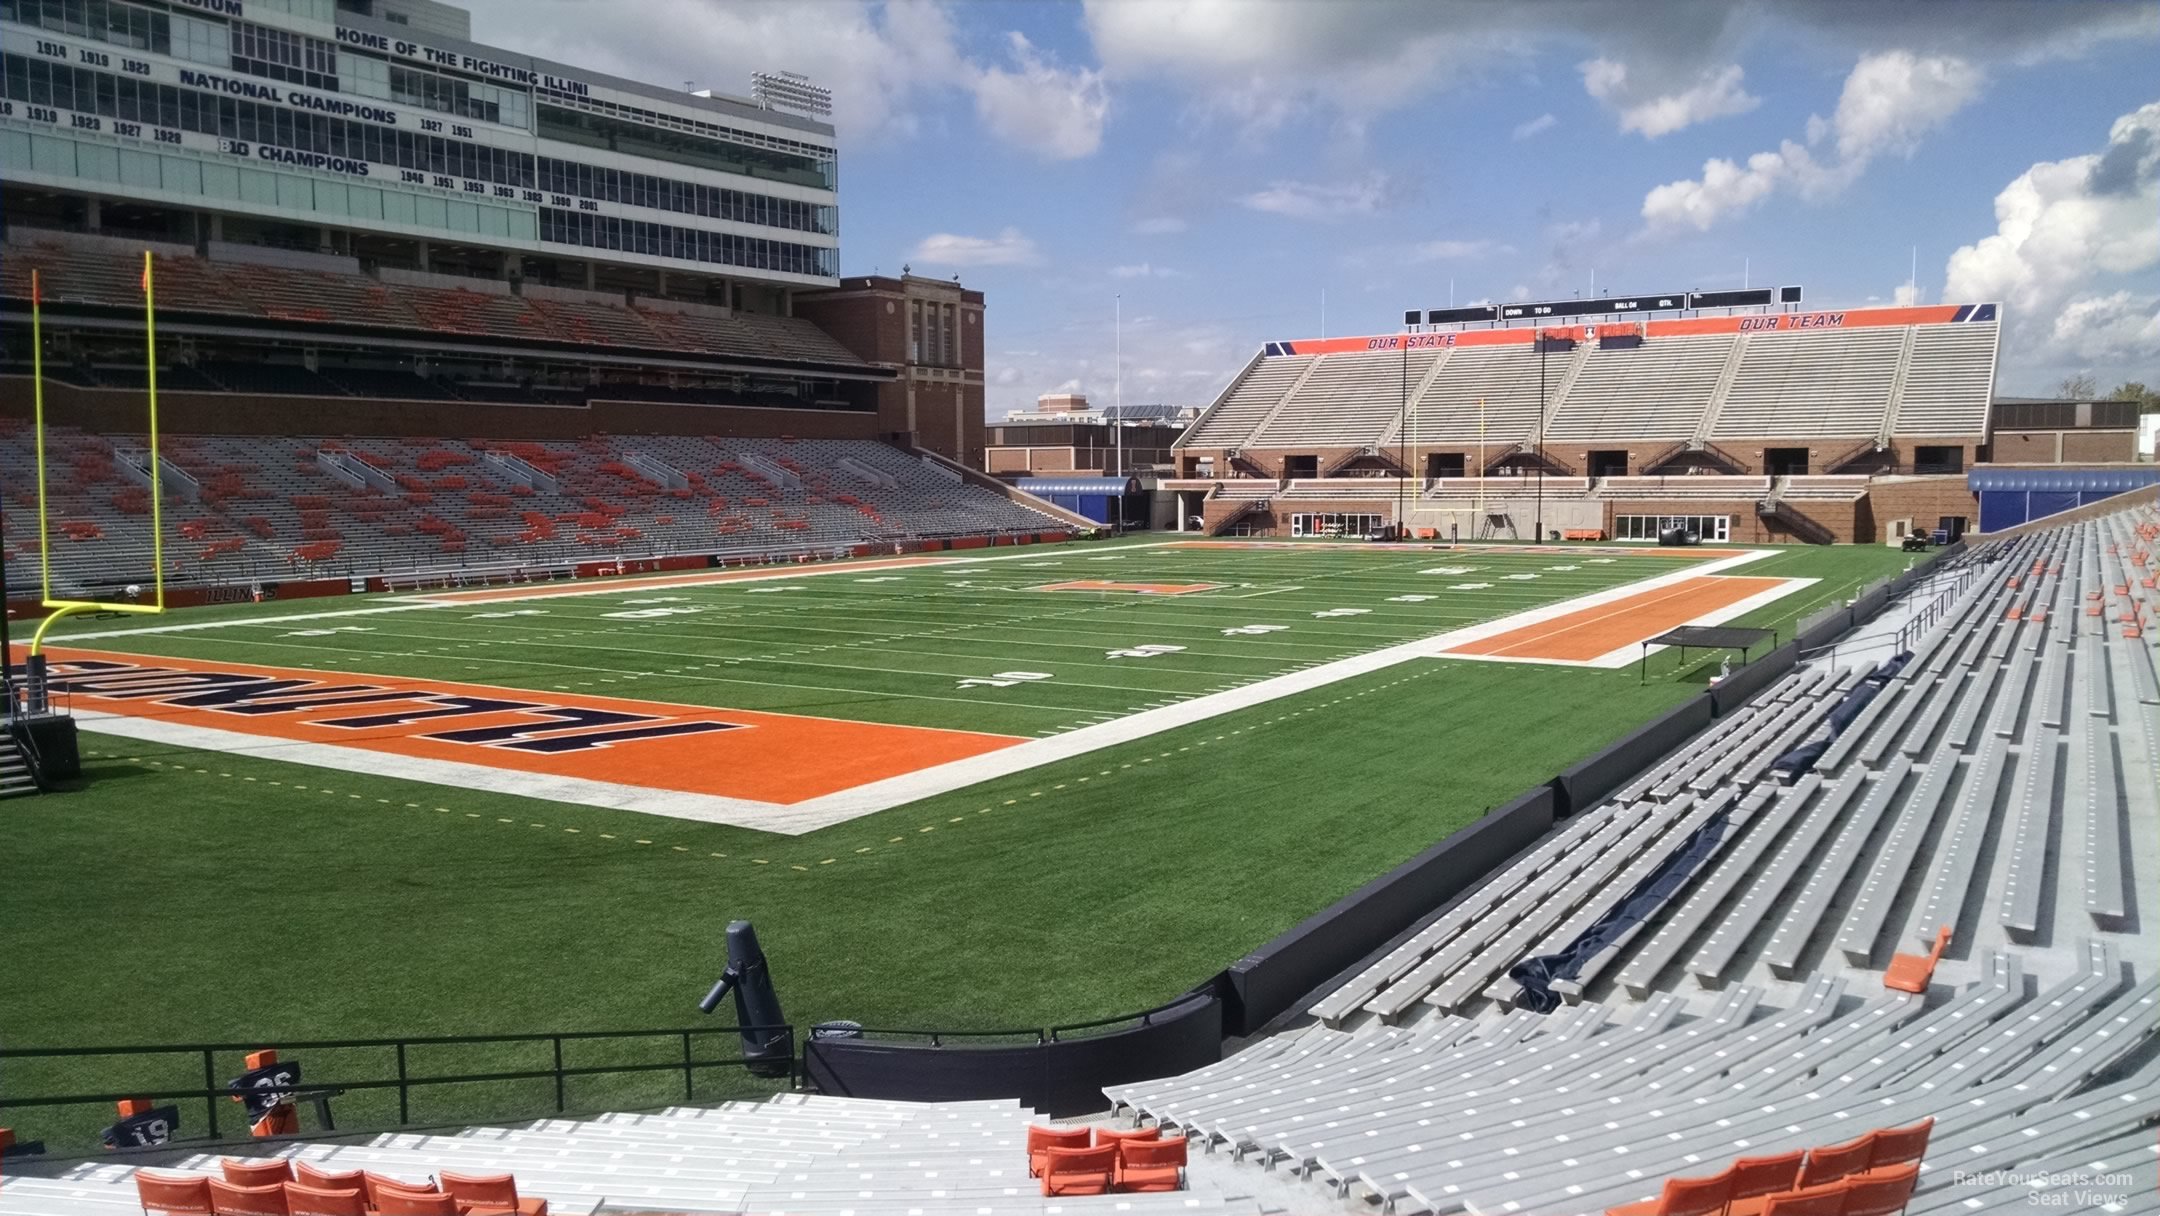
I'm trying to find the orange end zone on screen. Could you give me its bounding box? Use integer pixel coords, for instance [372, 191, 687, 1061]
[40, 646, 1020, 805]
[1035, 580, 1224, 595]
[1441, 575, 1789, 662]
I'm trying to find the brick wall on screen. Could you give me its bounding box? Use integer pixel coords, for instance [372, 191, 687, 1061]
[1865, 477, 1978, 542]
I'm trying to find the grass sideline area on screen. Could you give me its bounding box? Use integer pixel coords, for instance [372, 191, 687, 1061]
[0, 539, 1915, 1149]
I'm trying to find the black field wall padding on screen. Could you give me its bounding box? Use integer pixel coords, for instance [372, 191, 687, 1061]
[1555, 695, 1714, 817]
[1797, 612, 1852, 653]
[1709, 642, 1798, 715]
[1218, 785, 1556, 1037]
[801, 992, 1222, 1117]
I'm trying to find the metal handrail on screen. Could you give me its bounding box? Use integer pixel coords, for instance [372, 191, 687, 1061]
[0, 1024, 795, 1147]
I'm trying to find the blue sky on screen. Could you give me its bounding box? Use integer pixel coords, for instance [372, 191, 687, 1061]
[468, 1, 2160, 413]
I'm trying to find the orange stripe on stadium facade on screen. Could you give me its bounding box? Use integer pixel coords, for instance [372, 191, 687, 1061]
[40, 647, 1020, 805]
[1439, 575, 1788, 662]
[1272, 304, 1969, 356]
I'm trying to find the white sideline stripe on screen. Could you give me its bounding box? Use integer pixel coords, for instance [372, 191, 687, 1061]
[404, 543, 1189, 605]
[72, 709, 796, 831]
[47, 603, 444, 641]
[42, 544, 1189, 642]
[67, 547, 1788, 835]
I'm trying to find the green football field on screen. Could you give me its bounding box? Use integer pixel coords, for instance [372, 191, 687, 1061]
[43, 538, 1759, 736]
[0, 537, 1915, 1148]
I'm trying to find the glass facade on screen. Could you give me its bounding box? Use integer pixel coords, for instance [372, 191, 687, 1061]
[539, 208, 833, 278]
[0, 0, 839, 281]
[1612, 514, 1732, 541]
[1290, 513, 1386, 538]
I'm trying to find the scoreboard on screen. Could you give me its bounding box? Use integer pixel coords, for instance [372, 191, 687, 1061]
[1412, 286, 1803, 328]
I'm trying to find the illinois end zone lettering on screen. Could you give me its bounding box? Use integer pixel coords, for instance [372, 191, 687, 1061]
[42, 648, 1022, 809]
[45, 658, 741, 747]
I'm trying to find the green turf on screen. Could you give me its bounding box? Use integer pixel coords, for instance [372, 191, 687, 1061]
[0, 537, 1915, 1149]
[43, 538, 1719, 735]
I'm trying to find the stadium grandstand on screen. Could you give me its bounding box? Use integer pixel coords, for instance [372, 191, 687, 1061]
[0, 0, 1068, 602]
[1164, 299, 2051, 546]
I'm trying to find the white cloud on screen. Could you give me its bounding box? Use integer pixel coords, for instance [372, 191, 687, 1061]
[1827, 50, 1984, 161]
[971, 32, 1109, 160]
[1239, 172, 1399, 221]
[1945, 102, 2160, 313]
[909, 227, 1042, 267]
[1110, 262, 1183, 279]
[1412, 239, 1514, 261]
[1512, 113, 1558, 141]
[993, 366, 1023, 385]
[1580, 59, 1759, 138]
[2048, 292, 2160, 363]
[1943, 101, 2160, 379]
[1639, 51, 1978, 232]
[1132, 216, 1188, 235]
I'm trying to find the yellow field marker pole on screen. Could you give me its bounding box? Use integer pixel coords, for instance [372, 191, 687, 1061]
[29, 252, 168, 670]
[31, 268, 51, 604]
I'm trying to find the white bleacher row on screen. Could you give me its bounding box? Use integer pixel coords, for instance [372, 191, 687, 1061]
[1894, 324, 2000, 437]
[1252, 350, 1440, 449]
[0, 1095, 1258, 1216]
[1711, 327, 1906, 440]
[0, 430, 1066, 598]
[1182, 356, 1313, 450]
[1545, 334, 1735, 443]
[1399, 345, 1562, 446]
[1177, 321, 1998, 453]
[1109, 496, 2158, 1216]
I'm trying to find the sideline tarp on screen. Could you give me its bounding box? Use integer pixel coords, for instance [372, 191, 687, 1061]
[1508, 805, 1735, 1014]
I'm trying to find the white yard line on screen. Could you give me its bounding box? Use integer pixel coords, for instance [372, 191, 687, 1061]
[406, 544, 1188, 605]
[46, 602, 444, 642]
[63, 546, 1792, 835]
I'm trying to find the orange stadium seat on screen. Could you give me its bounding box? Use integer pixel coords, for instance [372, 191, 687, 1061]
[207, 1180, 289, 1216]
[221, 1161, 294, 1189]
[1092, 1125, 1159, 1151]
[1795, 1134, 1875, 1190]
[1114, 1136, 1187, 1193]
[369, 1186, 457, 1216]
[438, 1172, 547, 1216]
[1837, 1164, 1920, 1216]
[1755, 1183, 1845, 1216]
[1884, 926, 1950, 993]
[136, 1174, 216, 1216]
[1726, 1151, 1807, 1212]
[1039, 1144, 1117, 1197]
[291, 1165, 364, 1195]
[1026, 1124, 1091, 1176]
[1606, 1166, 1732, 1216]
[1858, 1119, 1934, 1175]
[280, 1184, 367, 1216]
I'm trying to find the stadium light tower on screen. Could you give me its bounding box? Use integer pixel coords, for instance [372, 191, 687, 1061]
[1536, 327, 1546, 543]
[749, 71, 832, 118]
[1397, 339, 1408, 539]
